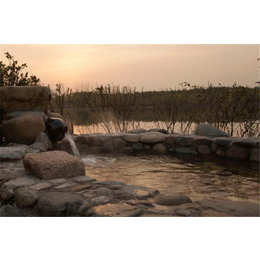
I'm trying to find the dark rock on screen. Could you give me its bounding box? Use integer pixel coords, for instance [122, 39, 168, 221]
[231, 138, 259, 148]
[175, 146, 198, 155]
[29, 142, 47, 152]
[215, 148, 226, 156]
[14, 187, 38, 208]
[197, 145, 211, 155]
[250, 148, 259, 162]
[122, 147, 134, 154]
[101, 141, 114, 153]
[148, 128, 168, 134]
[36, 192, 88, 216]
[226, 146, 249, 160]
[0, 204, 21, 217]
[215, 137, 233, 147]
[112, 138, 127, 150]
[176, 208, 192, 217]
[34, 132, 52, 150]
[152, 143, 167, 153]
[174, 136, 195, 146]
[133, 142, 144, 151]
[194, 124, 230, 137]
[199, 200, 259, 217]
[154, 193, 192, 206]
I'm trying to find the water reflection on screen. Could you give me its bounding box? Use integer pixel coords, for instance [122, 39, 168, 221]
[83, 154, 259, 203]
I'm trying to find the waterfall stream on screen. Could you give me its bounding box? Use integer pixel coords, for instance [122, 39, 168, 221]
[65, 133, 80, 157]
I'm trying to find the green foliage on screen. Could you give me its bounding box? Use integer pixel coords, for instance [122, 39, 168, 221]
[0, 52, 40, 86]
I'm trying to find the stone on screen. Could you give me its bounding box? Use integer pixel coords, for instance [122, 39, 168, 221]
[140, 132, 165, 143]
[152, 143, 167, 153]
[133, 142, 144, 151]
[49, 178, 67, 185]
[91, 203, 144, 217]
[0, 86, 51, 113]
[174, 136, 195, 146]
[72, 175, 96, 183]
[112, 138, 127, 150]
[197, 145, 211, 155]
[199, 200, 259, 217]
[29, 142, 47, 152]
[30, 182, 53, 191]
[91, 196, 111, 205]
[23, 151, 85, 179]
[14, 187, 38, 208]
[54, 182, 76, 189]
[250, 148, 259, 162]
[148, 128, 168, 134]
[101, 141, 114, 153]
[193, 137, 214, 146]
[226, 146, 249, 160]
[94, 187, 112, 197]
[36, 192, 88, 216]
[67, 184, 92, 192]
[123, 134, 140, 142]
[144, 145, 151, 150]
[154, 193, 192, 206]
[2, 114, 45, 144]
[175, 146, 198, 155]
[0, 176, 38, 200]
[231, 138, 259, 148]
[114, 185, 159, 200]
[98, 135, 112, 143]
[122, 147, 134, 154]
[34, 132, 52, 150]
[215, 148, 226, 156]
[128, 129, 147, 134]
[0, 205, 21, 217]
[211, 143, 218, 152]
[194, 124, 230, 137]
[176, 208, 192, 217]
[0, 147, 28, 161]
[215, 137, 233, 147]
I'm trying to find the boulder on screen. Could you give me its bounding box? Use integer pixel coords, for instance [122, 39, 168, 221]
[34, 132, 52, 150]
[14, 187, 38, 208]
[132, 142, 143, 151]
[250, 148, 259, 162]
[0, 86, 51, 113]
[197, 145, 211, 155]
[112, 138, 127, 150]
[0, 147, 28, 161]
[194, 124, 230, 137]
[128, 129, 147, 134]
[154, 193, 192, 206]
[148, 128, 168, 134]
[0, 205, 21, 217]
[152, 143, 167, 153]
[2, 114, 45, 144]
[123, 134, 140, 142]
[23, 151, 85, 179]
[140, 132, 165, 143]
[226, 146, 249, 160]
[36, 192, 88, 216]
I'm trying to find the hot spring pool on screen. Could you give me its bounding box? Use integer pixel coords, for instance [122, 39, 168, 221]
[82, 154, 259, 204]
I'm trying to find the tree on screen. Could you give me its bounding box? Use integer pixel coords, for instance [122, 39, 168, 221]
[0, 52, 40, 86]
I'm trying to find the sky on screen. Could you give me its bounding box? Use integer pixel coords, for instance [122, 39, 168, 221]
[0, 44, 259, 91]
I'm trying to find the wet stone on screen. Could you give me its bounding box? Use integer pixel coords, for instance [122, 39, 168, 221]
[154, 193, 192, 206]
[15, 187, 38, 208]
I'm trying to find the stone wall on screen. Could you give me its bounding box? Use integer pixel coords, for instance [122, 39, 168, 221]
[58, 132, 259, 162]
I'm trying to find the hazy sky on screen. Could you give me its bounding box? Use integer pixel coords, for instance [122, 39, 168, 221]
[0, 44, 259, 90]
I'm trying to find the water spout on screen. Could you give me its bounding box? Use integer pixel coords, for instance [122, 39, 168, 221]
[65, 133, 80, 157]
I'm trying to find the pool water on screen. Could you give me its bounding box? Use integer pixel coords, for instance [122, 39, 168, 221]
[82, 154, 259, 203]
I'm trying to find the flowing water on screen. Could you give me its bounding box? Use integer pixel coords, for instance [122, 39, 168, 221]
[82, 154, 259, 203]
[65, 133, 80, 157]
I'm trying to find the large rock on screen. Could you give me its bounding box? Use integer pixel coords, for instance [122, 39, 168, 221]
[140, 132, 165, 143]
[226, 146, 249, 160]
[34, 132, 52, 150]
[152, 143, 167, 153]
[2, 114, 45, 144]
[250, 148, 259, 162]
[14, 187, 38, 208]
[194, 124, 230, 137]
[36, 192, 88, 216]
[23, 151, 85, 179]
[154, 193, 192, 206]
[0, 86, 51, 113]
[0, 147, 28, 161]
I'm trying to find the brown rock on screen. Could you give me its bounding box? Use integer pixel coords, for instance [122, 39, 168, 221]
[0, 86, 51, 113]
[23, 151, 85, 179]
[226, 146, 249, 160]
[2, 114, 45, 144]
[250, 148, 259, 162]
[197, 145, 211, 155]
[15, 187, 38, 208]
